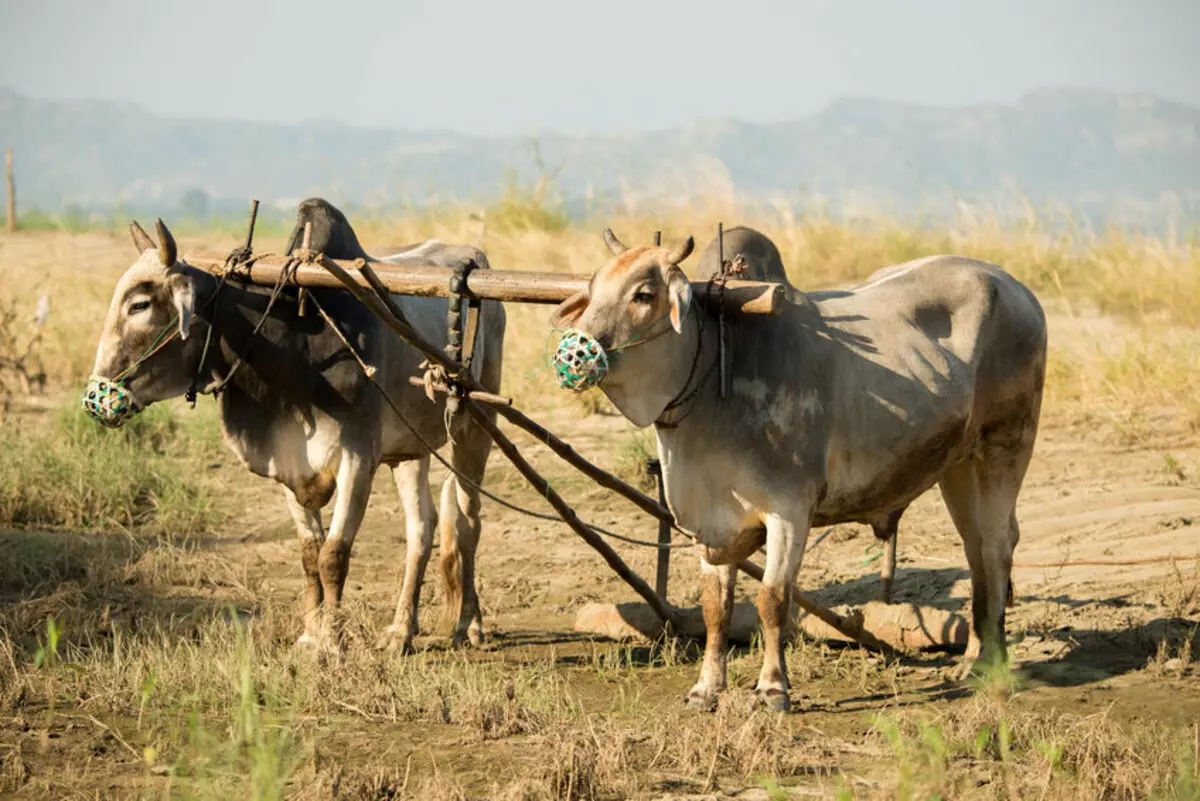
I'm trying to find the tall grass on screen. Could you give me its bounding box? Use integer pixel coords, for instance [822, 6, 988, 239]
[0, 402, 224, 537]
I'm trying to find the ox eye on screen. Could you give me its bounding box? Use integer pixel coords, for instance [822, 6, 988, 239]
[128, 300, 151, 315]
[632, 290, 655, 305]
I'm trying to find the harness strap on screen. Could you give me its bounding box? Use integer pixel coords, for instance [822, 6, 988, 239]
[200, 257, 297, 397]
[655, 287, 718, 430]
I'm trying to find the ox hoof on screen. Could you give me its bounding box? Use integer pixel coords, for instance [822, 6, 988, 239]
[293, 632, 321, 651]
[756, 688, 791, 713]
[449, 630, 486, 650]
[294, 632, 342, 659]
[375, 627, 415, 655]
[684, 687, 720, 712]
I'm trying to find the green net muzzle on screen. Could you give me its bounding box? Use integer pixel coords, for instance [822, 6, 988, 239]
[82, 375, 138, 428]
[553, 330, 609, 392]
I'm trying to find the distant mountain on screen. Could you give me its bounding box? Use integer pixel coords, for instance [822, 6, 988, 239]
[2, 86, 1198, 226]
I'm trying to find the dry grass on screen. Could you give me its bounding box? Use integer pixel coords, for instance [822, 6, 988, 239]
[1, 204, 1199, 798]
[869, 695, 1200, 800]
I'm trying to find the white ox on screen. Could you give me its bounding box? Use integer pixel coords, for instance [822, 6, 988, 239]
[550, 231, 1047, 711]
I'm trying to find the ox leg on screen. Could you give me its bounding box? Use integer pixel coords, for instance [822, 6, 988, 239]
[284, 488, 326, 648]
[938, 456, 1028, 680]
[1007, 512, 1020, 608]
[755, 511, 810, 712]
[439, 424, 491, 648]
[379, 457, 437, 654]
[871, 509, 903, 603]
[686, 557, 737, 711]
[316, 451, 376, 650]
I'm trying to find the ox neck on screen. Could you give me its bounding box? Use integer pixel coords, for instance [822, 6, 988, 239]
[191, 277, 295, 399]
[600, 304, 719, 429]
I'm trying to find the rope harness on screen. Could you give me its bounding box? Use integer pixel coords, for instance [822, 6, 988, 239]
[83, 312, 183, 427]
[82, 252, 294, 428]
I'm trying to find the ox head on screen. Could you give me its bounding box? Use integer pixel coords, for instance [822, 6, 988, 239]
[549, 228, 695, 425]
[84, 219, 204, 427]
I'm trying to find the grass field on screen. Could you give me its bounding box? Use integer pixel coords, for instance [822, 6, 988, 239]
[0, 205, 1198, 799]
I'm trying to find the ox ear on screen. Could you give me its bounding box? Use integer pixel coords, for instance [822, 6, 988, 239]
[549, 289, 589, 329]
[166, 271, 196, 341]
[667, 266, 692, 334]
[602, 228, 628, 257]
[130, 221, 156, 254]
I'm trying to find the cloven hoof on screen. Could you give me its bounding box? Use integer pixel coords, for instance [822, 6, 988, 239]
[684, 690, 720, 713]
[757, 689, 791, 713]
[374, 626, 416, 655]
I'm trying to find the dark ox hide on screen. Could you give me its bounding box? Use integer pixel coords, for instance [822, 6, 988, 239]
[550, 229, 1046, 711]
[89, 200, 505, 654]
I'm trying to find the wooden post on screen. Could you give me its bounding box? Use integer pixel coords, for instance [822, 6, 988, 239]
[649, 459, 671, 599]
[5, 149, 15, 232]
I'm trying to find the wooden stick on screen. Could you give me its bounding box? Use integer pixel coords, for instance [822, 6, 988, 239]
[184, 250, 785, 315]
[4, 149, 15, 233]
[736, 559, 899, 656]
[649, 459, 671, 599]
[465, 401, 680, 628]
[405, 375, 512, 406]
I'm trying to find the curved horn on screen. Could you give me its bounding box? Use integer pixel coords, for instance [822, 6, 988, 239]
[129, 221, 155, 253]
[154, 218, 177, 267]
[665, 235, 694, 265]
[602, 227, 628, 256]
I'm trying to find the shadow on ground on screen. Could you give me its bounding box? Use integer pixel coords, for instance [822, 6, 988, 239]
[0, 529, 259, 655]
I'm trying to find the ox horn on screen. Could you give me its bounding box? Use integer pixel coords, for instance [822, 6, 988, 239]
[665, 235, 694, 265]
[130, 221, 156, 254]
[602, 227, 628, 256]
[155, 218, 177, 267]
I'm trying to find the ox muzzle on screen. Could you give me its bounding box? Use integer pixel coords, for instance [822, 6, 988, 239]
[82, 375, 140, 428]
[552, 329, 609, 392]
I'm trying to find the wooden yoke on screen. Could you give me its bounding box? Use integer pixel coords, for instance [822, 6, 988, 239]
[183, 250, 787, 316]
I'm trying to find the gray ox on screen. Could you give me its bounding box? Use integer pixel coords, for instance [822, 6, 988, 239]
[551, 230, 1046, 711]
[87, 199, 505, 653]
[695, 226, 903, 602]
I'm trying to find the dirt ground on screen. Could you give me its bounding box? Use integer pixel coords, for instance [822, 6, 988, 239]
[1, 229, 1198, 798]
[11, 371, 1196, 799]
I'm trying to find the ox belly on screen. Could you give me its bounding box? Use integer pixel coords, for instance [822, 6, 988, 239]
[815, 412, 974, 525]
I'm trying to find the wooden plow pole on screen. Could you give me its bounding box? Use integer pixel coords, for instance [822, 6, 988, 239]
[188, 243, 896, 653]
[184, 250, 785, 316]
[308, 252, 682, 629]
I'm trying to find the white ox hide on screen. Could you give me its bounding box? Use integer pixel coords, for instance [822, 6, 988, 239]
[550, 232, 1046, 711]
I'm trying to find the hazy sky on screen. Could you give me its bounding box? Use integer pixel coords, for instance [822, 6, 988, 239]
[2, 0, 1197, 135]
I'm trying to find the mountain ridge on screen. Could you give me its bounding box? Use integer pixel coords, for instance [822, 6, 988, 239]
[2, 85, 1197, 225]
